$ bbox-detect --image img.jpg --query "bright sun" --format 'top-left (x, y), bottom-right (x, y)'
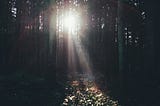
top-left (64, 11), bottom-right (80, 34)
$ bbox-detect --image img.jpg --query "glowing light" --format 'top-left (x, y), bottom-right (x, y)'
top-left (55, 1), bottom-right (94, 82)
top-left (64, 15), bottom-right (75, 29)
top-left (64, 11), bottom-right (80, 34)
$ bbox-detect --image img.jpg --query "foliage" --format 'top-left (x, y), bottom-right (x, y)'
top-left (62, 81), bottom-right (120, 106)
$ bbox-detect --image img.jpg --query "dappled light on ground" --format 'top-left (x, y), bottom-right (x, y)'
top-left (62, 80), bottom-right (119, 106)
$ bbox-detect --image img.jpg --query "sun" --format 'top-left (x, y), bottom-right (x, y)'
top-left (64, 11), bottom-right (80, 34)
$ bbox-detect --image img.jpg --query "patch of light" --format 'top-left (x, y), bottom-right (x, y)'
top-left (64, 11), bottom-right (80, 34)
top-left (62, 80), bottom-right (119, 106)
top-left (39, 15), bottom-right (43, 31)
top-left (10, 0), bottom-right (17, 18)
top-left (101, 23), bottom-right (105, 29)
top-left (11, 7), bottom-right (17, 18)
